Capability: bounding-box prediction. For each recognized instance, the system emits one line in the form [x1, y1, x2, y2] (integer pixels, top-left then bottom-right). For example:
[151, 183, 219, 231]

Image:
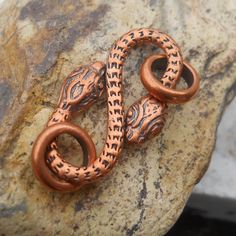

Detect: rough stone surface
[194, 97, 236, 199]
[0, 0, 235, 235]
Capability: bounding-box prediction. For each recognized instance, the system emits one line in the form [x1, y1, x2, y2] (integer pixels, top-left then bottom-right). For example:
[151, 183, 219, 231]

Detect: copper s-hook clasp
[31, 28, 201, 192]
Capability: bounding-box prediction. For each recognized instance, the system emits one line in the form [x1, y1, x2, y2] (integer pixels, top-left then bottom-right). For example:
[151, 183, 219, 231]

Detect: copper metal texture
[141, 54, 200, 103]
[32, 122, 97, 191]
[125, 54, 200, 143]
[126, 95, 167, 144]
[31, 28, 199, 191]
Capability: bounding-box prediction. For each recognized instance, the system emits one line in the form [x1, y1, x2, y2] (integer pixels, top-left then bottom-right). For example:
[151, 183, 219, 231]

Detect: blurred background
[167, 98, 236, 235]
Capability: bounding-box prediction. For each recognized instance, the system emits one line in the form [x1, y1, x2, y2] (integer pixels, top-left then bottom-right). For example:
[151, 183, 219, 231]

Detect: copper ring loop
[141, 54, 200, 104]
[31, 122, 96, 191]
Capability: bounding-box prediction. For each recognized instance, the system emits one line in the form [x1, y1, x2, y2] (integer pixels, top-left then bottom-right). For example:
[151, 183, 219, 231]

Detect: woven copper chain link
[32, 28, 200, 191]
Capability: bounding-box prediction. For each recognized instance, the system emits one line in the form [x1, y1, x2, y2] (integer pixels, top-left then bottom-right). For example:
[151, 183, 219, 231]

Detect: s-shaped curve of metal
[32, 28, 184, 191]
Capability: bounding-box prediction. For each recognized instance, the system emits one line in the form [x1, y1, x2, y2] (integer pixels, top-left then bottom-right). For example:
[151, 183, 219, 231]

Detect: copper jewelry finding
[31, 28, 200, 191]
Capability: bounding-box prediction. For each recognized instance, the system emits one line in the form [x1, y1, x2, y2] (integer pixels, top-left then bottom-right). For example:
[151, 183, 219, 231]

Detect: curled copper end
[32, 122, 97, 191]
[141, 54, 200, 104]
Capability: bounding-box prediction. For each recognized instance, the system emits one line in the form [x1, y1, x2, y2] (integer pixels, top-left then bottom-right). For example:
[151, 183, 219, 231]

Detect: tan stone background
[0, 0, 235, 235]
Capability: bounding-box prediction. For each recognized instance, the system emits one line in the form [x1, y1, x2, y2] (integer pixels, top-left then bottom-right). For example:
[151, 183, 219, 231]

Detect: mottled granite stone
[0, 0, 235, 235]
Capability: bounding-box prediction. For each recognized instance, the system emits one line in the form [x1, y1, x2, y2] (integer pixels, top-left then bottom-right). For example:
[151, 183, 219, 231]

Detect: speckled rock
[0, 0, 236, 235]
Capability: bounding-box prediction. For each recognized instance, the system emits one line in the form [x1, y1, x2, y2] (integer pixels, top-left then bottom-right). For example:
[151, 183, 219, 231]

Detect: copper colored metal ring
[31, 122, 96, 191]
[141, 54, 200, 104]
